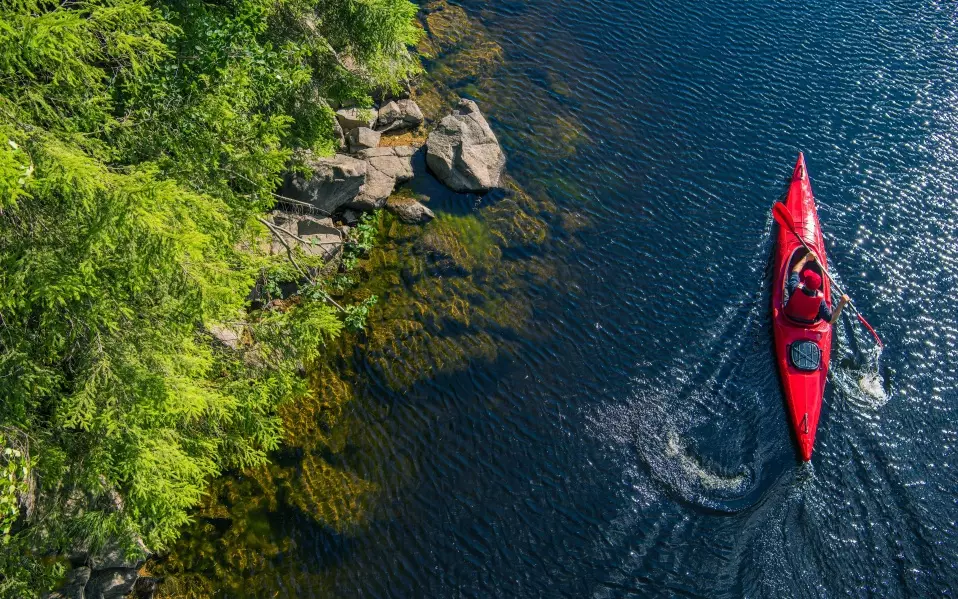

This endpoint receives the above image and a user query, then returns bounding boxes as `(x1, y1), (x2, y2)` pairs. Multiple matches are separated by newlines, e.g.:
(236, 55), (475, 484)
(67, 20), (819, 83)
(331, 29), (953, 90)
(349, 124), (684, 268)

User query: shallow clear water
(168, 0), (958, 596)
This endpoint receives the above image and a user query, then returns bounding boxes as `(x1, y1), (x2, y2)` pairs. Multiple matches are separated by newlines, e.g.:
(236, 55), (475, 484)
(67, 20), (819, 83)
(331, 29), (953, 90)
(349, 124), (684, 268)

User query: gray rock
(88, 541), (149, 571)
(376, 99), (424, 132)
(347, 127), (381, 153)
(132, 577), (158, 599)
(209, 325), (242, 350)
(426, 99), (505, 192)
(335, 107), (377, 132)
(43, 567), (90, 599)
(86, 569), (137, 599)
(332, 117), (345, 151)
(360, 146), (415, 182)
(266, 211), (345, 262)
(347, 146), (416, 211)
(281, 154), (366, 216)
(346, 167), (394, 211)
(386, 196), (435, 224)
(341, 209), (360, 226)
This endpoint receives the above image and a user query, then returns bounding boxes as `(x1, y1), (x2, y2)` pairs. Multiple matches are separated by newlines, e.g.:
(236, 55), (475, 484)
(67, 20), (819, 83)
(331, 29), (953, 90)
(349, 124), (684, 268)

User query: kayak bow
(772, 153), (833, 462)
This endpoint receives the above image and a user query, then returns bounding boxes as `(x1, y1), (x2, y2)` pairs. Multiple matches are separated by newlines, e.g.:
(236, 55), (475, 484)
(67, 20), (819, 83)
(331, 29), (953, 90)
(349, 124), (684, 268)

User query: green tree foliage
(0, 0), (419, 593)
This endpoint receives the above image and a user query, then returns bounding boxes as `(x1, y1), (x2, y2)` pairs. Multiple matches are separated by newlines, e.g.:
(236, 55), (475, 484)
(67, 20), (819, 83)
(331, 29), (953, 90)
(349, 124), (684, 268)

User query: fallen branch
(256, 217), (346, 312)
(256, 217), (344, 247)
(272, 194), (334, 216)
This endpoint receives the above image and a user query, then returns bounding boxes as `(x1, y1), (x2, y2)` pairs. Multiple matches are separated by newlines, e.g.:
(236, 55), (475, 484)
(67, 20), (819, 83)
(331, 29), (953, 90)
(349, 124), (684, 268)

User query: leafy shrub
(344, 295), (379, 332)
(0, 434), (28, 544)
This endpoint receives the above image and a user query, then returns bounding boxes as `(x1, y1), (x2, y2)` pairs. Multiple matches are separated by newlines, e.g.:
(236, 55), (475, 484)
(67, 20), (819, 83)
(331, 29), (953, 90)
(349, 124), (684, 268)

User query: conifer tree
(0, 0), (420, 593)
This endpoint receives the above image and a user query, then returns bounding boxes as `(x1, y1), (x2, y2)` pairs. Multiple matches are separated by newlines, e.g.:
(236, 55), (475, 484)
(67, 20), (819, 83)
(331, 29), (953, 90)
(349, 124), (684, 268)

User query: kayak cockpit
(781, 247), (828, 326)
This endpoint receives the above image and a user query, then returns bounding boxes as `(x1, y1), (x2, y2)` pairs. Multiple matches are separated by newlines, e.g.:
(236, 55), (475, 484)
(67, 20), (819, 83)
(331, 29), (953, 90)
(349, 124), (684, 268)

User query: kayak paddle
(772, 202), (883, 347)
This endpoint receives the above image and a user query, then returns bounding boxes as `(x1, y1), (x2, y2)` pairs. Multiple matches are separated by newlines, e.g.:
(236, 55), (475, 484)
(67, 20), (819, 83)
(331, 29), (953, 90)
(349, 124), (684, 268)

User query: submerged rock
(418, 0), (504, 88)
(347, 127), (381, 153)
(348, 146), (416, 210)
(426, 99), (505, 192)
(335, 107), (377, 132)
(386, 195), (435, 224)
(376, 99), (424, 132)
(415, 213), (501, 272)
(281, 153), (366, 216)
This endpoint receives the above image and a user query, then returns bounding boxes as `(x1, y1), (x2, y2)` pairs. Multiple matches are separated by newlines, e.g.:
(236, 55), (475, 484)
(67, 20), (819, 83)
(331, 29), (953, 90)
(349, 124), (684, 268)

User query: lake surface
(168, 0), (958, 596)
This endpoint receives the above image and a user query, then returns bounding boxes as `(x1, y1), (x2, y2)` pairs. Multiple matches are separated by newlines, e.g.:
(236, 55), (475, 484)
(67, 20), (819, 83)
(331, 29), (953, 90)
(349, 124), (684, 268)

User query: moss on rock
(416, 213), (502, 273)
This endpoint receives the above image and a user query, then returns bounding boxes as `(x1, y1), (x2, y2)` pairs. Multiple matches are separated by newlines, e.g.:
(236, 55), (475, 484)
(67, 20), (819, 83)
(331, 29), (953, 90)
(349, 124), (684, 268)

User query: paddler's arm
(788, 252), (815, 294)
(792, 252), (816, 275)
(827, 294), (850, 325)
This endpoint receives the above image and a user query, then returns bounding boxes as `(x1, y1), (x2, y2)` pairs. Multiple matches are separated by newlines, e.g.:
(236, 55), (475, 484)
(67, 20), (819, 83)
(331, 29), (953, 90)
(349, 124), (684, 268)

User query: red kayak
(772, 153), (833, 461)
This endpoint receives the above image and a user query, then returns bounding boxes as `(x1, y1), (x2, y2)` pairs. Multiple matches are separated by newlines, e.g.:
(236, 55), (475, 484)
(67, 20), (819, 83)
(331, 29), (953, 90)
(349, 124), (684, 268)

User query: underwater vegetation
(153, 176), (565, 599)
(153, 4), (590, 596)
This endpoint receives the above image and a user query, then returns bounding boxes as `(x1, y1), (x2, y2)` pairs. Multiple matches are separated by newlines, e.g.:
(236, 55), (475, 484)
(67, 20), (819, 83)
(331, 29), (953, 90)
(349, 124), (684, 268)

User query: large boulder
(335, 107), (377, 132)
(347, 146), (416, 211)
(347, 127), (381, 153)
(376, 99), (424, 132)
(386, 195), (435, 224)
(281, 154), (366, 216)
(360, 146), (415, 182)
(426, 99), (505, 192)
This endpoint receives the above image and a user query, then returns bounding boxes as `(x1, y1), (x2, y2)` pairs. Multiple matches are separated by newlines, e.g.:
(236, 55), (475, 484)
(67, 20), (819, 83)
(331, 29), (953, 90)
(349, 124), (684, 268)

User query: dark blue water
(178, 0), (958, 596)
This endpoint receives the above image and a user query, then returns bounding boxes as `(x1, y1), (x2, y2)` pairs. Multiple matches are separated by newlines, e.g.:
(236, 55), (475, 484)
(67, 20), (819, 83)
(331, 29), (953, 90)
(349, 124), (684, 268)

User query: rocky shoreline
(42, 94), (507, 599)
(261, 96), (505, 274)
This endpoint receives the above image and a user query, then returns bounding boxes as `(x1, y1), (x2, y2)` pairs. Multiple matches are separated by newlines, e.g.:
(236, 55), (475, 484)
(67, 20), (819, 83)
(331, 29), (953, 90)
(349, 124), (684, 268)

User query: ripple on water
(160, 0), (958, 595)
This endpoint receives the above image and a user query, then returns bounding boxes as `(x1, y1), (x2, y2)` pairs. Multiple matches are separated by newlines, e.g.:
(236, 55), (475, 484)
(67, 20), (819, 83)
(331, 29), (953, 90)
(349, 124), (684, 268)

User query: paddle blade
(772, 201), (796, 232)
(857, 313), (884, 348)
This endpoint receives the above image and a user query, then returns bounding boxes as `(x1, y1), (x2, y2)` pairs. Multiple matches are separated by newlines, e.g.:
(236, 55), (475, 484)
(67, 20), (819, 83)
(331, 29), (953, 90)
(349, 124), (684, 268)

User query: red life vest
(785, 283), (824, 323)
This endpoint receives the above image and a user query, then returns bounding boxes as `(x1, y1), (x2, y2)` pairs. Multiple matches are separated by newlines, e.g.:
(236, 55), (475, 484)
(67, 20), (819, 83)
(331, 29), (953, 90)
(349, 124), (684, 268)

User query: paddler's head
(802, 270), (822, 292)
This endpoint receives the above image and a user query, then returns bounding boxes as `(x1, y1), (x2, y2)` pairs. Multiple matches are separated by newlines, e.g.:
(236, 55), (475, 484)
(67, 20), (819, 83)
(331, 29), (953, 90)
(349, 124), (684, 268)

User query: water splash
(588, 251), (773, 514)
(662, 430), (752, 494)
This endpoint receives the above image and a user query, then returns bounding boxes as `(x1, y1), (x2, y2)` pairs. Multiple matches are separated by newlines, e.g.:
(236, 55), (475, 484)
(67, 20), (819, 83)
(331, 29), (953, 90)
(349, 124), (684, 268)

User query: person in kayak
(785, 252), (850, 324)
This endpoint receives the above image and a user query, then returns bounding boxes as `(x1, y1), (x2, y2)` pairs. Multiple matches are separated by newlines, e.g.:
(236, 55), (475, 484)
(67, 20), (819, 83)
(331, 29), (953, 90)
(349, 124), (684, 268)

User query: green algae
(414, 0), (505, 124)
(155, 183), (560, 597)
(419, 0), (504, 87)
(417, 213), (502, 272)
(486, 181), (555, 247)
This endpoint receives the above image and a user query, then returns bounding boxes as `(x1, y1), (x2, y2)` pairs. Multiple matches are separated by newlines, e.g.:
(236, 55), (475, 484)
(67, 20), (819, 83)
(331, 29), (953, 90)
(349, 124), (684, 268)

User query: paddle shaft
(788, 225), (850, 304)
